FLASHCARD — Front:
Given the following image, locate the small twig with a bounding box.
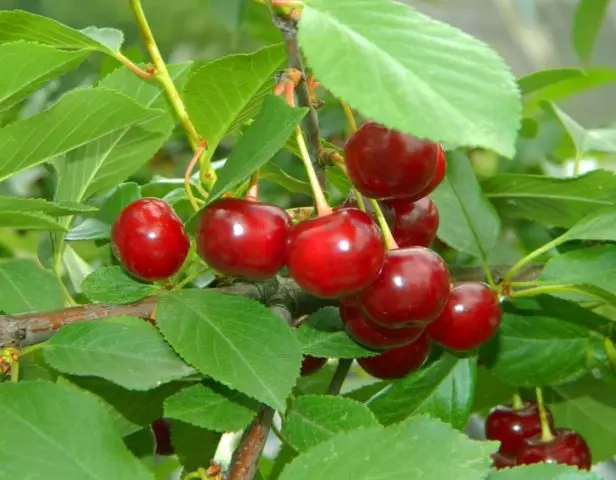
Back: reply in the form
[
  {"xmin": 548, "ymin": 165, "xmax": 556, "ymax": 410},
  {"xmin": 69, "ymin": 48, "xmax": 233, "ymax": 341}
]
[
  {"xmin": 113, "ymin": 52, "xmax": 154, "ymax": 80},
  {"xmin": 186, "ymin": 140, "xmax": 208, "ymax": 211},
  {"xmin": 327, "ymin": 358, "xmax": 353, "ymax": 395}
]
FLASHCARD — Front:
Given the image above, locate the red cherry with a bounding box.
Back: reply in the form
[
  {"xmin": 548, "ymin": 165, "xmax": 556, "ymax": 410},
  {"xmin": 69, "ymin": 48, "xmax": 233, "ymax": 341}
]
[
  {"xmin": 404, "ymin": 145, "xmax": 447, "ymax": 202},
  {"xmin": 151, "ymin": 418, "xmax": 173, "ymax": 455},
  {"xmin": 196, "ymin": 198, "xmax": 292, "ymax": 280},
  {"xmin": 357, "ymin": 332, "xmax": 431, "ymax": 379},
  {"xmin": 486, "ymin": 401, "xmax": 555, "ymax": 457},
  {"xmin": 427, "ymin": 282, "xmax": 501, "ymax": 351},
  {"xmin": 357, "ymin": 247, "xmax": 451, "ymax": 328},
  {"xmin": 300, "ymin": 355, "xmax": 327, "ymax": 376},
  {"xmin": 340, "ymin": 300, "xmax": 424, "ymax": 350},
  {"xmin": 111, "ymin": 198, "xmax": 189, "ymax": 281},
  {"xmin": 286, "ymin": 208, "xmax": 385, "ymax": 298},
  {"xmin": 491, "ymin": 452, "xmax": 516, "ymax": 469},
  {"xmin": 343, "ymin": 121, "xmax": 440, "ymax": 200},
  {"xmin": 385, "ymin": 196, "xmax": 439, "ymax": 248},
  {"xmin": 517, "ymin": 428, "xmax": 591, "ymax": 470}
]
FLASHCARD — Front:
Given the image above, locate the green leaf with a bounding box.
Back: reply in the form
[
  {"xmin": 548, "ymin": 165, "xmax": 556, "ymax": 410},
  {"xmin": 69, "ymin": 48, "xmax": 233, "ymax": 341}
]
[
  {"xmin": 209, "ymin": 95, "xmax": 307, "ymax": 201},
  {"xmin": 284, "ymin": 395, "xmax": 380, "ymax": 452},
  {"xmin": 0, "ymin": 211, "xmax": 68, "ymax": 231},
  {"xmin": 562, "ymin": 207, "xmax": 616, "ymax": 243},
  {"xmin": 482, "ymin": 170, "xmax": 616, "ymax": 228},
  {"xmin": 44, "ymin": 316, "xmax": 195, "ymax": 390},
  {"xmin": 298, "ymin": 0, "xmax": 521, "ymax": 157},
  {"xmin": 0, "ymin": 259, "xmax": 63, "ymax": 314},
  {"xmin": 573, "ymin": 0, "xmax": 611, "ymax": 64},
  {"xmin": 65, "ymin": 219, "xmax": 110, "ymax": 241},
  {"xmin": 82, "ymin": 266, "xmax": 155, "ymax": 304},
  {"xmin": 518, "ymin": 68, "xmax": 589, "ymax": 95},
  {"xmin": 472, "ymin": 366, "xmax": 517, "ymax": 416},
  {"xmin": 164, "ymin": 382, "xmax": 258, "ymax": 432},
  {"xmin": 487, "ymin": 463, "xmax": 601, "ymax": 479},
  {"xmin": 0, "ymin": 380, "xmax": 152, "ymax": 480},
  {"xmin": 343, "ymin": 380, "xmax": 390, "ymax": 402},
  {"xmin": 260, "ymin": 164, "xmax": 312, "ymax": 196},
  {"xmin": 367, "ymin": 353, "xmax": 477, "ymax": 429},
  {"xmin": 79, "ymin": 26, "xmax": 124, "ymax": 52},
  {"xmin": 185, "ymin": 44, "xmax": 286, "ymax": 156},
  {"xmin": 0, "ymin": 41, "xmax": 88, "ymax": 111},
  {"xmin": 431, "ymin": 152, "xmax": 500, "ymax": 260},
  {"xmin": 170, "ymin": 420, "xmax": 221, "ymax": 472},
  {"xmin": 0, "ymin": 196, "xmax": 97, "ymax": 216},
  {"xmin": 156, "ymin": 289, "xmax": 303, "ymax": 411},
  {"xmin": 296, "ymin": 307, "xmax": 379, "ymax": 359},
  {"xmin": 279, "ymin": 416, "xmax": 497, "ymax": 480}
]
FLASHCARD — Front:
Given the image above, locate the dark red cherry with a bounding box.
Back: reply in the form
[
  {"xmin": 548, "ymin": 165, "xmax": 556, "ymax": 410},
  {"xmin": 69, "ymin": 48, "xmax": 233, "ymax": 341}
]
[
  {"xmin": 357, "ymin": 332, "xmax": 431, "ymax": 379},
  {"xmin": 343, "ymin": 121, "xmax": 440, "ymax": 200},
  {"xmin": 111, "ymin": 198, "xmax": 189, "ymax": 281},
  {"xmin": 300, "ymin": 355, "xmax": 327, "ymax": 376},
  {"xmin": 404, "ymin": 145, "xmax": 447, "ymax": 202},
  {"xmin": 427, "ymin": 282, "xmax": 501, "ymax": 351},
  {"xmin": 357, "ymin": 247, "xmax": 451, "ymax": 328},
  {"xmin": 151, "ymin": 418, "xmax": 173, "ymax": 455},
  {"xmin": 486, "ymin": 401, "xmax": 555, "ymax": 457},
  {"xmin": 196, "ymin": 198, "xmax": 292, "ymax": 280},
  {"xmin": 491, "ymin": 452, "xmax": 516, "ymax": 469},
  {"xmin": 385, "ymin": 196, "xmax": 439, "ymax": 248},
  {"xmin": 286, "ymin": 208, "xmax": 386, "ymax": 298},
  {"xmin": 517, "ymin": 428, "xmax": 591, "ymax": 470}
]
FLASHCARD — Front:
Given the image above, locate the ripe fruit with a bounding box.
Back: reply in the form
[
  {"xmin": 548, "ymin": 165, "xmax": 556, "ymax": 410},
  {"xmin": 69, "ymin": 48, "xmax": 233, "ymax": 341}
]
[
  {"xmin": 405, "ymin": 145, "xmax": 447, "ymax": 202},
  {"xmin": 427, "ymin": 282, "xmax": 501, "ymax": 351},
  {"xmin": 340, "ymin": 301, "xmax": 424, "ymax": 350},
  {"xmin": 151, "ymin": 418, "xmax": 173, "ymax": 455},
  {"xmin": 357, "ymin": 332, "xmax": 431, "ymax": 379},
  {"xmin": 300, "ymin": 355, "xmax": 327, "ymax": 376},
  {"xmin": 196, "ymin": 198, "xmax": 292, "ymax": 280},
  {"xmin": 385, "ymin": 197, "xmax": 439, "ymax": 248},
  {"xmin": 343, "ymin": 121, "xmax": 440, "ymax": 200},
  {"xmin": 357, "ymin": 247, "xmax": 450, "ymax": 327},
  {"xmin": 486, "ymin": 401, "xmax": 554, "ymax": 457},
  {"xmin": 517, "ymin": 429, "xmax": 591, "ymax": 470},
  {"xmin": 491, "ymin": 452, "xmax": 516, "ymax": 469},
  {"xmin": 286, "ymin": 208, "xmax": 386, "ymax": 298},
  {"xmin": 111, "ymin": 198, "xmax": 189, "ymax": 281}
]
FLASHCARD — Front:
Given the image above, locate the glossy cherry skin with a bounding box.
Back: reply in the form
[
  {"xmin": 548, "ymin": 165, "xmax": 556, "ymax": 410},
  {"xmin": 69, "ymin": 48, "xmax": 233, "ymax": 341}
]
[
  {"xmin": 343, "ymin": 121, "xmax": 439, "ymax": 200},
  {"xmin": 357, "ymin": 332, "xmax": 431, "ymax": 379},
  {"xmin": 357, "ymin": 247, "xmax": 451, "ymax": 327},
  {"xmin": 404, "ymin": 145, "xmax": 447, "ymax": 202},
  {"xmin": 196, "ymin": 198, "xmax": 292, "ymax": 280},
  {"xmin": 491, "ymin": 452, "xmax": 516, "ymax": 469},
  {"xmin": 486, "ymin": 401, "xmax": 555, "ymax": 457},
  {"xmin": 300, "ymin": 355, "xmax": 327, "ymax": 376},
  {"xmin": 517, "ymin": 428, "xmax": 591, "ymax": 470},
  {"xmin": 427, "ymin": 282, "xmax": 502, "ymax": 351},
  {"xmin": 151, "ymin": 418, "xmax": 173, "ymax": 455},
  {"xmin": 111, "ymin": 198, "xmax": 189, "ymax": 281},
  {"xmin": 385, "ymin": 197, "xmax": 439, "ymax": 248},
  {"xmin": 286, "ymin": 208, "xmax": 386, "ymax": 298}
]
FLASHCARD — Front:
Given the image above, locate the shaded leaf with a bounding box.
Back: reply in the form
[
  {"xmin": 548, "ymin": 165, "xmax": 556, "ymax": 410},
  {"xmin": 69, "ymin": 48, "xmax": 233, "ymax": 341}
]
[
  {"xmin": 573, "ymin": 0, "xmax": 611, "ymax": 64},
  {"xmin": 82, "ymin": 266, "xmax": 155, "ymax": 304},
  {"xmin": 0, "ymin": 259, "xmax": 63, "ymax": 314},
  {"xmin": 170, "ymin": 420, "xmax": 221, "ymax": 472}
]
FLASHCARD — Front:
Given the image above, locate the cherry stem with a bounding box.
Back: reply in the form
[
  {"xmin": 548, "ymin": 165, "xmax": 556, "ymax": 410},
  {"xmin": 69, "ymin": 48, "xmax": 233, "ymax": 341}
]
[
  {"xmin": 113, "ymin": 52, "xmax": 154, "ymax": 79},
  {"xmin": 340, "ymin": 100, "xmax": 358, "ymax": 133},
  {"xmin": 504, "ymin": 235, "xmax": 564, "ymax": 283},
  {"xmin": 329, "ymin": 153, "xmax": 367, "ymax": 212},
  {"xmin": 185, "ymin": 140, "xmax": 208, "ymax": 211},
  {"xmin": 512, "ymin": 391, "xmax": 524, "ymax": 410},
  {"xmin": 246, "ymin": 171, "xmax": 259, "ymax": 202},
  {"xmin": 295, "ymin": 126, "xmax": 332, "ymax": 216},
  {"xmin": 327, "ymin": 359, "xmax": 352, "ymax": 395},
  {"xmin": 10, "ymin": 359, "xmax": 19, "ymax": 383},
  {"xmin": 535, "ymin": 387, "xmax": 554, "ymax": 442},
  {"xmin": 369, "ymin": 199, "xmax": 399, "ymax": 250}
]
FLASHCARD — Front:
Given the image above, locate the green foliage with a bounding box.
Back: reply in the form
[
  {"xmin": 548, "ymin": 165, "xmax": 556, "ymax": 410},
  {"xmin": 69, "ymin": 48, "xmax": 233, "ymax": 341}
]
[
  {"xmin": 82, "ymin": 266, "xmax": 156, "ymax": 304},
  {"xmin": 572, "ymin": 0, "xmax": 611, "ymax": 64},
  {"xmin": 487, "ymin": 463, "xmax": 602, "ymax": 479}
]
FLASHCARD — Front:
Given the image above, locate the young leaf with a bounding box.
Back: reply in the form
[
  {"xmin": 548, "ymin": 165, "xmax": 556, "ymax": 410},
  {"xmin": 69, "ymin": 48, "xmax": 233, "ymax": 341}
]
[
  {"xmin": 82, "ymin": 266, "xmax": 155, "ymax": 304},
  {"xmin": 44, "ymin": 316, "xmax": 195, "ymax": 390},
  {"xmin": 164, "ymin": 382, "xmax": 259, "ymax": 433},
  {"xmin": 572, "ymin": 0, "xmax": 611, "ymax": 64},
  {"xmin": 0, "ymin": 211, "xmax": 69, "ymax": 231},
  {"xmin": 431, "ymin": 152, "xmax": 501, "ymax": 260},
  {"xmin": 208, "ymin": 95, "xmax": 307, "ymax": 201},
  {"xmin": 284, "ymin": 395, "xmax": 380, "ymax": 452},
  {"xmin": 156, "ymin": 289, "xmax": 303, "ymax": 411},
  {"xmin": 0, "ymin": 380, "xmax": 152, "ymax": 480},
  {"xmin": 487, "ymin": 463, "xmax": 601, "ymax": 479},
  {"xmin": 367, "ymin": 353, "xmax": 477, "ymax": 429},
  {"xmin": 278, "ymin": 416, "xmax": 497, "ymax": 480},
  {"xmin": 298, "ymin": 0, "xmax": 521, "ymax": 157},
  {"xmin": 518, "ymin": 68, "xmax": 588, "ymax": 95},
  {"xmin": 0, "ymin": 196, "xmax": 97, "ymax": 216},
  {"xmin": 0, "ymin": 259, "xmax": 64, "ymax": 314}
]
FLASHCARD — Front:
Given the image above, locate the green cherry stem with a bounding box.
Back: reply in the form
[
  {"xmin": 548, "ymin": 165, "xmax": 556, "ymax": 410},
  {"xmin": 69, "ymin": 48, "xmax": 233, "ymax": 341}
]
[
  {"xmin": 512, "ymin": 391, "xmax": 524, "ymax": 410},
  {"xmin": 340, "ymin": 100, "xmax": 358, "ymax": 133},
  {"xmin": 535, "ymin": 387, "xmax": 554, "ymax": 442},
  {"xmin": 368, "ymin": 198, "xmax": 399, "ymax": 250},
  {"xmin": 296, "ymin": 126, "xmax": 332, "ymax": 216},
  {"xmin": 503, "ymin": 235, "xmax": 564, "ymax": 283},
  {"xmin": 246, "ymin": 171, "xmax": 259, "ymax": 202},
  {"xmin": 185, "ymin": 140, "xmax": 208, "ymax": 211}
]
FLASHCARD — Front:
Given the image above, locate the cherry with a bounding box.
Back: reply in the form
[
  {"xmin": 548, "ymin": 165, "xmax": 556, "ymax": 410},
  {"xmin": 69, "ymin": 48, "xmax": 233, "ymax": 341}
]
[
  {"xmin": 357, "ymin": 332, "xmax": 431, "ymax": 379},
  {"xmin": 427, "ymin": 282, "xmax": 501, "ymax": 351},
  {"xmin": 343, "ymin": 121, "xmax": 440, "ymax": 200},
  {"xmin": 357, "ymin": 247, "xmax": 451, "ymax": 328},
  {"xmin": 300, "ymin": 355, "xmax": 327, "ymax": 376},
  {"xmin": 517, "ymin": 428, "xmax": 591, "ymax": 470},
  {"xmin": 151, "ymin": 418, "xmax": 173, "ymax": 455},
  {"xmin": 404, "ymin": 144, "xmax": 447, "ymax": 202},
  {"xmin": 491, "ymin": 452, "xmax": 516, "ymax": 469},
  {"xmin": 196, "ymin": 198, "xmax": 292, "ymax": 280},
  {"xmin": 111, "ymin": 198, "xmax": 189, "ymax": 281},
  {"xmin": 385, "ymin": 196, "xmax": 439, "ymax": 248},
  {"xmin": 340, "ymin": 300, "xmax": 424, "ymax": 350},
  {"xmin": 286, "ymin": 208, "xmax": 385, "ymax": 298},
  {"xmin": 486, "ymin": 401, "xmax": 555, "ymax": 457}
]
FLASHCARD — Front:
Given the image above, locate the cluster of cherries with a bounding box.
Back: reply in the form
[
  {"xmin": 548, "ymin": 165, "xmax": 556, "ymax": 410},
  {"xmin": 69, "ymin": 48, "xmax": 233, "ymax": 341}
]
[{"xmin": 487, "ymin": 400, "xmax": 591, "ymax": 470}]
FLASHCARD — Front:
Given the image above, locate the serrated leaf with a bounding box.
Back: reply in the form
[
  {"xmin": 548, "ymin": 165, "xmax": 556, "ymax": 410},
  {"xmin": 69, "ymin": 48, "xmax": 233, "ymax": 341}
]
[
  {"xmin": 279, "ymin": 416, "xmax": 497, "ymax": 480},
  {"xmin": 488, "ymin": 463, "xmax": 601, "ymax": 479},
  {"xmin": 209, "ymin": 95, "xmax": 307, "ymax": 201},
  {"xmin": 184, "ymin": 44, "xmax": 285, "ymax": 156},
  {"xmin": 44, "ymin": 316, "xmax": 195, "ymax": 390},
  {"xmin": 284, "ymin": 395, "xmax": 380, "ymax": 452},
  {"xmin": 0, "ymin": 211, "xmax": 68, "ymax": 231},
  {"xmin": 296, "ymin": 307, "xmax": 379, "ymax": 359},
  {"xmin": 65, "ymin": 218, "xmax": 110, "ymax": 241},
  {"xmin": 367, "ymin": 353, "xmax": 477, "ymax": 429},
  {"xmin": 573, "ymin": 0, "xmax": 611, "ymax": 64},
  {"xmin": 0, "ymin": 41, "xmax": 88, "ymax": 111},
  {"xmin": 562, "ymin": 207, "xmax": 616, "ymax": 244},
  {"xmin": 431, "ymin": 152, "xmax": 500, "ymax": 260},
  {"xmin": 298, "ymin": 0, "xmax": 521, "ymax": 157},
  {"xmin": 164, "ymin": 382, "xmax": 258, "ymax": 432},
  {"xmin": 79, "ymin": 26, "xmax": 124, "ymax": 52},
  {"xmin": 0, "ymin": 259, "xmax": 64, "ymax": 314},
  {"xmin": 156, "ymin": 289, "xmax": 303, "ymax": 411},
  {"xmin": 0, "ymin": 196, "xmax": 97, "ymax": 216},
  {"xmin": 0, "ymin": 380, "xmax": 152, "ymax": 480},
  {"xmin": 82, "ymin": 266, "xmax": 155, "ymax": 304}
]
